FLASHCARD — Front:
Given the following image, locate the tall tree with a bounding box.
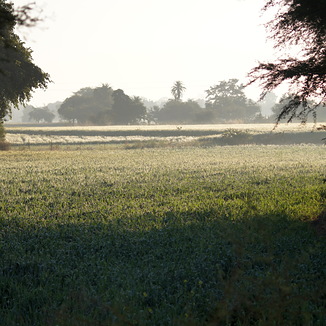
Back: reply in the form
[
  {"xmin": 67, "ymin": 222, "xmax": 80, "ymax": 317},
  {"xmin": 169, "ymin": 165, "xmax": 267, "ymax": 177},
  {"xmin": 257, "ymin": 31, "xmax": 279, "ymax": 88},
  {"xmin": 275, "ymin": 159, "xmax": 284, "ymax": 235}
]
[
  {"xmin": 0, "ymin": 0, "xmax": 50, "ymax": 121},
  {"xmin": 206, "ymin": 79, "xmax": 260, "ymax": 122},
  {"xmin": 171, "ymin": 81, "xmax": 186, "ymax": 101},
  {"xmin": 247, "ymin": 0, "xmax": 326, "ymax": 123}
]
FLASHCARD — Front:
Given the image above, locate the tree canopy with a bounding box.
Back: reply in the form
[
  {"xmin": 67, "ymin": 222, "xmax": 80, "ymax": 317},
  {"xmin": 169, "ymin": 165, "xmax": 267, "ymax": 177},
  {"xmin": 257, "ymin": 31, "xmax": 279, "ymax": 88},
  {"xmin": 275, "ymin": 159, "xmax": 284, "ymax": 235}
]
[
  {"xmin": 0, "ymin": 0, "xmax": 50, "ymax": 121},
  {"xmin": 111, "ymin": 90, "xmax": 147, "ymax": 124},
  {"xmin": 247, "ymin": 0, "xmax": 326, "ymax": 123},
  {"xmin": 58, "ymin": 85, "xmax": 114, "ymax": 124},
  {"xmin": 156, "ymin": 99, "xmax": 203, "ymax": 124},
  {"xmin": 206, "ymin": 79, "xmax": 260, "ymax": 122},
  {"xmin": 58, "ymin": 86, "xmax": 146, "ymax": 125},
  {"xmin": 171, "ymin": 81, "xmax": 186, "ymax": 101},
  {"xmin": 29, "ymin": 106, "xmax": 55, "ymax": 123}
]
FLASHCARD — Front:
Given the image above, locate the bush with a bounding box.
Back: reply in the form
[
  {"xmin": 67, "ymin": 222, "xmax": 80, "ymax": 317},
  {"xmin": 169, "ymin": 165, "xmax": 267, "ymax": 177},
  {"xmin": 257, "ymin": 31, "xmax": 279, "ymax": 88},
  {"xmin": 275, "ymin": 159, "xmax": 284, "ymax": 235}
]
[{"xmin": 220, "ymin": 128, "xmax": 253, "ymax": 145}]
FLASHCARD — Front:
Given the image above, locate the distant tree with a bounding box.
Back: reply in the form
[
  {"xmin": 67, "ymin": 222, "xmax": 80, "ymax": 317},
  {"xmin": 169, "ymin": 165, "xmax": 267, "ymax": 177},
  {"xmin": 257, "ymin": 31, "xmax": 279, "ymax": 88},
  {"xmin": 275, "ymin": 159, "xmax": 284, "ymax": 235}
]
[
  {"xmin": 130, "ymin": 96, "xmax": 148, "ymax": 123},
  {"xmin": 0, "ymin": 0, "xmax": 50, "ymax": 121},
  {"xmin": 171, "ymin": 81, "xmax": 186, "ymax": 101},
  {"xmin": 259, "ymin": 91, "xmax": 278, "ymax": 117},
  {"xmin": 147, "ymin": 105, "xmax": 161, "ymax": 124},
  {"xmin": 59, "ymin": 86, "xmax": 147, "ymax": 125},
  {"xmin": 247, "ymin": 0, "xmax": 326, "ymax": 123},
  {"xmin": 58, "ymin": 85, "xmax": 114, "ymax": 124},
  {"xmin": 156, "ymin": 99, "xmax": 203, "ymax": 124},
  {"xmin": 206, "ymin": 79, "xmax": 260, "ymax": 122},
  {"xmin": 269, "ymin": 93, "xmax": 326, "ymax": 123},
  {"xmin": 21, "ymin": 105, "xmax": 35, "ymax": 122},
  {"xmin": 29, "ymin": 106, "xmax": 55, "ymax": 123},
  {"xmin": 111, "ymin": 90, "xmax": 146, "ymax": 124},
  {"xmin": 58, "ymin": 87, "xmax": 92, "ymax": 124},
  {"xmin": 90, "ymin": 84, "xmax": 114, "ymax": 124},
  {"xmin": 193, "ymin": 108, "xmax": 216, "ymax": 124},
  {"xmin": 139, "ymin": 97, "xmax": 156, "ymax": 110},
  {"xmin": 270, "ymin": 94, "xmax": 297, "ymax": 122}
]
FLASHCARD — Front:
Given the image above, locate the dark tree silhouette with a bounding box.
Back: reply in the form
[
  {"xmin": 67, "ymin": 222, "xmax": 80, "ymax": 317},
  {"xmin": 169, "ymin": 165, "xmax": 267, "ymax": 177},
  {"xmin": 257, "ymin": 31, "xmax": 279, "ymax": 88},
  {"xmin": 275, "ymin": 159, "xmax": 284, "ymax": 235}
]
[
  {"xmin": 247, "ymin": 0, "xmax": 326, "ymax": 123},
  {"xmin": 0, "ymin": 0, "xmax": 50, "ymax": 121},
  {"xmin": 58, "ymin": 85, "xmax": 114, "ymax": 125},
  {"xmin": 0, "ymin": 0, "xmax": 49, "ymax": 148}
]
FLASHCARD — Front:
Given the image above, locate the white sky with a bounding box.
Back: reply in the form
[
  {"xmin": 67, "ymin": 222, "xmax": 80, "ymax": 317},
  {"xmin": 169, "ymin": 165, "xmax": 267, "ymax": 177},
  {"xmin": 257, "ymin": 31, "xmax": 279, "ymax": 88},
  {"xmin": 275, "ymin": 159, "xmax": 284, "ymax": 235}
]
[{"xmin": 14, "ymin": 0, "xmax": 278, "ymax": 106}]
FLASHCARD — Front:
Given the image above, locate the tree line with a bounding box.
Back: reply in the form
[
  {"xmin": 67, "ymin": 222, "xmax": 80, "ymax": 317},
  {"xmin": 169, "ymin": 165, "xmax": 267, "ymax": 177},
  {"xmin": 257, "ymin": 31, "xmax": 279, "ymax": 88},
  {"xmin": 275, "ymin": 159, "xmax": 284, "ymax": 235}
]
[
  {"xmin": 1, "ymin": 0, "xmax": 325, "ymax": 133},
  {"xmin": 25, "ymin": 79, "xmax": 326, "ymax": 125},
  {"xmin": 27, "ymin": 79, "xmax": 260, "ymax": 125}
]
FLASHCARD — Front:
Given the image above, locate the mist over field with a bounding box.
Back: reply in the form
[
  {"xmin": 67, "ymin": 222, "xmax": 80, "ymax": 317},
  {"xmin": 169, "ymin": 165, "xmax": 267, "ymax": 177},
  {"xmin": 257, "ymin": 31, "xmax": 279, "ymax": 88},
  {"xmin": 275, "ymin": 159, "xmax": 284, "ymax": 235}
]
[{"xmin": 4, "ymin": 123, "xmax": 326, "ymax": 148}]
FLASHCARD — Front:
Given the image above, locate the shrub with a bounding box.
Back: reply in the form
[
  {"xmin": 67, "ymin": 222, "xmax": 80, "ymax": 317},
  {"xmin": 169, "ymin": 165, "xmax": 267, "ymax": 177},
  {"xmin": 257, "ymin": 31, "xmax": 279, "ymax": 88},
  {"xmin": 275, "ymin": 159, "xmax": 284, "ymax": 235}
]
[{"xmin": 220, "ymin": 128, "xmax": 253, "ymax": 145}]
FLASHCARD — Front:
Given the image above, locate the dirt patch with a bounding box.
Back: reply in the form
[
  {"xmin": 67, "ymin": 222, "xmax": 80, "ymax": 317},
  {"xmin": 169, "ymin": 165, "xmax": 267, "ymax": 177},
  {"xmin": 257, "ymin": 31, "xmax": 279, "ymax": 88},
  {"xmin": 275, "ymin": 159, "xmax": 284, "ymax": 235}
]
[{"xmin": 311, "ymin": 210, "xmax": 326, "ymax": 236}]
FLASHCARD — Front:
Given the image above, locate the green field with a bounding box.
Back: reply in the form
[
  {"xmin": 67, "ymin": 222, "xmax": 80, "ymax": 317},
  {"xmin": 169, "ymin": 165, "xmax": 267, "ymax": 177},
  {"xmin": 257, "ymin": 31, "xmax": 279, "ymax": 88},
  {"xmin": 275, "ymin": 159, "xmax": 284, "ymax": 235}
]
[{"xmin": 1, "ymin": 141, "xmax": 326, "ymax": 325}]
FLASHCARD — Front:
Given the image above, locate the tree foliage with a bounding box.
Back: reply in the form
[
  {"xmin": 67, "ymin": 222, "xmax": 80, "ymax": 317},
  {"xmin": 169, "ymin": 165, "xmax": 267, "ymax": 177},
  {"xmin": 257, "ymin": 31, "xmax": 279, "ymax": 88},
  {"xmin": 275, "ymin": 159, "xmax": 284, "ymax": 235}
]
[
  {"xmin": 111, "ymin": 90, "xmax": 146, "ymax": 124},
  {"xmin": 247, "ymin": 0, "xmax": 326, "ymax": 123},
  {"xmin": 206, "ymin": 79, "xmax": 260, "ymax": 122},
  {"xmin": 58, "ymin": 85, "xmax": 114, "ymax": 124},
  {"xmin": 156, "ymin": 99, "xmax": 203, "ymax": 124},
  {"xmin": 0, "ymin": 0, "xmax": 50, "ymax": 120},
  {"xmin": 171, "ymin": 81, "xmax": 186, "ymax": 101},
  {"xmin": 28, "ymin": 106, "xmax": 55, "ymax": 123},
  {"xmin": 58, "ymin": 86, "xmax": 146, "ymax": 125}
]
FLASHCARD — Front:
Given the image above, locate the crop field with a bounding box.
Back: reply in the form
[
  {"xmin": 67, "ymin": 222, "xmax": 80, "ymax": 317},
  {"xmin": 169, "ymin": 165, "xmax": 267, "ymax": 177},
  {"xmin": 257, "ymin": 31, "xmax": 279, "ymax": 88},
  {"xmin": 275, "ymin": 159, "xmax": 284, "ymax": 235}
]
[
  {"xmin": 4, "ymin": 123, "xmax": 326, "ymax": 147},
  {"xmin": 0, "ymin": 139, "xmax": 326, "ymax": 324}
]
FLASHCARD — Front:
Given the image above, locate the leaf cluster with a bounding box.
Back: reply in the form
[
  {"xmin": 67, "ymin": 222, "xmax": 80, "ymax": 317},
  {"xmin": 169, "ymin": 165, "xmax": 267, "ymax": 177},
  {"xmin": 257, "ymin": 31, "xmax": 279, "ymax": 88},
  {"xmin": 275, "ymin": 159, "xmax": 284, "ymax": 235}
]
[
  {"xmin": 248, "ymin": 0, "xmax": 326, "ymax": 123},
  {"xmin": 0, "ymin": 0, "xmax": 50, "ymax": 120},
  {"xmin": 171, "ymin": 81, "xmax": 186, "ymax": 101}
]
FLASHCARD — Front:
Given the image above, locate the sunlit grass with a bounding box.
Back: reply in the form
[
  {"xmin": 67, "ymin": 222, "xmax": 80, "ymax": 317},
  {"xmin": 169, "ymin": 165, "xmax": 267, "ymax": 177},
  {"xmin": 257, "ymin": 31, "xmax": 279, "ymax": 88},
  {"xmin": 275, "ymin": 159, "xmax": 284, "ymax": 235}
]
[
  {"xmin": 5, "ymin": 122, "xmax": 324, "ymax": 132},
  {"xmin": 4, "ymin": 123, "xmax": 326, "ymax": 146},
  {"xmin": 0, "ymin": 145, "xmax": 325, "ymax": 325}
]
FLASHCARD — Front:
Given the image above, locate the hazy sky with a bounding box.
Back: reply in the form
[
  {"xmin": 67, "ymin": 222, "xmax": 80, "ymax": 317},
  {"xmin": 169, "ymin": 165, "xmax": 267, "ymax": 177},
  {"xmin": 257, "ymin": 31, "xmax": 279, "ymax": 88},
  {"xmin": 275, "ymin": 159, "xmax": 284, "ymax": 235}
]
[{"xmin": 14, "ymin": 0, "xmax": 278, "ymax": 106}]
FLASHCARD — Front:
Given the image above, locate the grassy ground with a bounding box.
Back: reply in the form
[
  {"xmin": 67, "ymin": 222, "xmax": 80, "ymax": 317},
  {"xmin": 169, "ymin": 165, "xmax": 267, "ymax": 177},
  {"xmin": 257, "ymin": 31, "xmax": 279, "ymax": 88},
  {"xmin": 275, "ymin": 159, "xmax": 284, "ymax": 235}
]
[{"xmin": 0, "ymin": 145, "xmax": 325, "ymax": 325}]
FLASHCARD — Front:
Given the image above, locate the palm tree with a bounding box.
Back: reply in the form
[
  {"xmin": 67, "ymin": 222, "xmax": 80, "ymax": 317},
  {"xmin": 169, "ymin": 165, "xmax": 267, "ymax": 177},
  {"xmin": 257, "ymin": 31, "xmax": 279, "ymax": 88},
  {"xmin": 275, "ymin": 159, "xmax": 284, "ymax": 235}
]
[{"xmin": 171, "ymin": 81, "xmax": 186, "ymax": 101}]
